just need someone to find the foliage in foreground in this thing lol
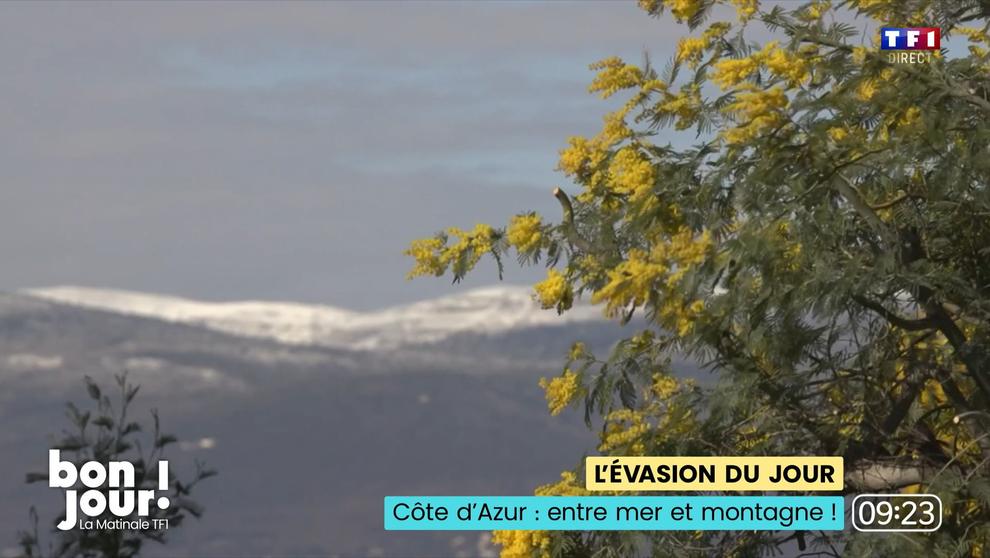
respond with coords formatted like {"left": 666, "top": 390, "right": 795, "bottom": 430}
{"left": 17, "top": 374, "right": 216, "bottom": 558}
{"left": 408, "top": 0, "right": 990, "bottom": 556}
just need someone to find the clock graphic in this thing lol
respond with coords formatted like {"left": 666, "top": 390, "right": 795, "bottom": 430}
{"left": 852, "top": 494, "right": 942, "bottom": 532}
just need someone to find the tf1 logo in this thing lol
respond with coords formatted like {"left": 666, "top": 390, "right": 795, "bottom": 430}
{"left": 881, "top": 27, "right": 941, "bottom": 50}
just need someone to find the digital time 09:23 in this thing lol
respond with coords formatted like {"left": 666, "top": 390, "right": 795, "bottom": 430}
{"left": 851, "top": 494, "right": 942, "bottom": 532}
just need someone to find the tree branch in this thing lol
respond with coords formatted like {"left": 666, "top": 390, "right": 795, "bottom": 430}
{"left": 869, "top": 192, "right": 923, "bottom": 211}
{"left": 553, "top": 187, "right": 593, "bottom": 252}
{"left": 833, "top": 174, "right": 896, "bottom": 244}
{"left": 851, "top": 294, "right": 937, "bottom": 331}
{"left": 845, "top": 461, "right": 936, "bottom": 490}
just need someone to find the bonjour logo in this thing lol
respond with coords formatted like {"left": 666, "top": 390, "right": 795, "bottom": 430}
{"left": 49, "top": 449, "right": 171, "bottom": 531}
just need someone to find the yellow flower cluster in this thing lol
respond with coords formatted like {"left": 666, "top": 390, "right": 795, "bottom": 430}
{"left": 768, "top": 220, "right": 802, "bottom": 271}
{"left": 404, "top": 224, "right": 495, "bottom": 278}
{"left": 539, "top": 369, "right": 584, "bottom": 416}
{"left": 557, "top": 105, "right": 643, "bottom": 190}
{"left": 855, "top": 68, "right": 893, "bottom": 102}
{"left": 600, "top": 408, "right": 651, "bottom": 455}
{"left": 711, "top": 41, "right": 809, "bottom": 90}
{"left": 666, "top": 227, "right": 712, "bottom": 277}
{"left": 836, "top": 406, "right": 865, "bottom": 439}
{"left": 957, "top": 25, "right": 990, "bottom": 45}
{"left": 588, "top": 56, "right": 644, "bottom": 99}
{"left": 533, "top": 268, "right": 573, "bottom": 310}
{"left": 536, "top": 470, "right": 591, "bottom": 496}
{"left": 629, "top": 330, "right": 656, "bottom": 352}
{"left": 918, "top": 377, "right": 948, "bottom": 408}
{"left": 676, "top": 37, "right": 707, "bottom": 66}
{"left": 593, "top": 248, "right": 666, "bottom": 315}
{"left": 958, "top": 25, "right": 990, "bottom": 56}
{"left": 558, "top": 135, "right": 604, "bottom": 179}
{"left": 783, "top": 242, "right": 802, "bottom": 270}
{"left": 592, "top": 228, "right": 712, "bottom": 320}
{"left": 849, "top": 0, "right": 899, "bottom": 21}
{"left": 659, "top": 298, "right": 706, "bottom": 337}
{"left": 895, "top": 330, "right": 980, "bottom": 465}
{"left": 491, "top": 471, "right": 590, "bottom": 558}
{"left": 897, "top": 106, "right": 922, "bottom": 129}
{"left": 601, "top": 110, "right": 634, "bottom": 143}
{"left": 827, "top": 126, "right": 849, "bottom": 142}
{"left": 559, "top": 109, "right": 666, "bottom": 209}
{"left": 735, "top": 422, "right": 771, "bottom": 451}
{"left": 652, "top": 372, "right": 680, "bottom": 399}
{"left": 404, "top": 237, "right": 446, "bottom": 278}
{"left": 763, "top": 43, "right": 810, "bottom": 86}
{"left": 851, "top": 46, "right": 869, "bottom": 64}
{"left": 802, "top": 0, "right": 830, "bottom": 20}
{"left": 561, "top": 58, "right": 678, "bottom": 206}
{"left": 826, "top": 123, "right": 870, "bottom": 151}
{"left": 637, "top": 0, "right": 661, "bottom": 15}
{"left": 721, "top": 86, "right": 789, "bottom": 144}
{"left": 658, "top": 84, "right": 703, "bottom": 130}
{"left": 506, "top": 213, "right": 543, "bottom": 253}
{"left": 586, "top": 367, "right": 700, "bottom": 463}
{"left": 676, "top": 22, "right": 732, "bottom": 69}
{"left": 729, "top": 0, "right": 758, "bottom": 21}
{"left": 598, "top": 395, "right": 701, "bottom": 457}
{"left": 491, "top": 530, "right": 551, "bottom": 558}
{"left": 856, "top": 78, "right": 878, "bottom": 101}
{"left": 724, "top": 86, "right": 788, "bottom": 117}
{"left": 568, "top": 341, "right": 587, "bottom": 361}
{"left": 711, "top": 56, "right": 761, "bottom": 89}
{"left": 663, "top": 0, "right": 702, "bottom": 22}
{"left": 608, "top": 147, "right": 656, "bottom": 203}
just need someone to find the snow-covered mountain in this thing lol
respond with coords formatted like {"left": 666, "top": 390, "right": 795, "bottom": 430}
{"left": 24, "top": 285, "right": 604, "bottom": 350}
{"left": 0, "top": 289, "right": 599, "bottom": 558}
{"left": 0, "top": 288, "right": 686, "bottom": 557}
{"left": 0, "top": 287, "right": 634, "bottom": 557}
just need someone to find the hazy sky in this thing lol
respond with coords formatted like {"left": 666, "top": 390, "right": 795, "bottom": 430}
{"left": 0, "top": 2, "right": 686, "bottom": 309}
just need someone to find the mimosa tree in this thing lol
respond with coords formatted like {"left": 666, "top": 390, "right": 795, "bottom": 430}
{"left": 407, "top": 0, "right": 990, "bottom": 555}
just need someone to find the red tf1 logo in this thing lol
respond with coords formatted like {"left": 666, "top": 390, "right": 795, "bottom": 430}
{"left": 880, "top": 27, "right": 941, "bottom": 50}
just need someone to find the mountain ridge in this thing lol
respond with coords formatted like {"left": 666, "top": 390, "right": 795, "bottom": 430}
{"left": 0, "top": 287, "right": 611, "bottom": 557}
{"left": 23, "top": 284, "right": 605, "bottom": 351}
